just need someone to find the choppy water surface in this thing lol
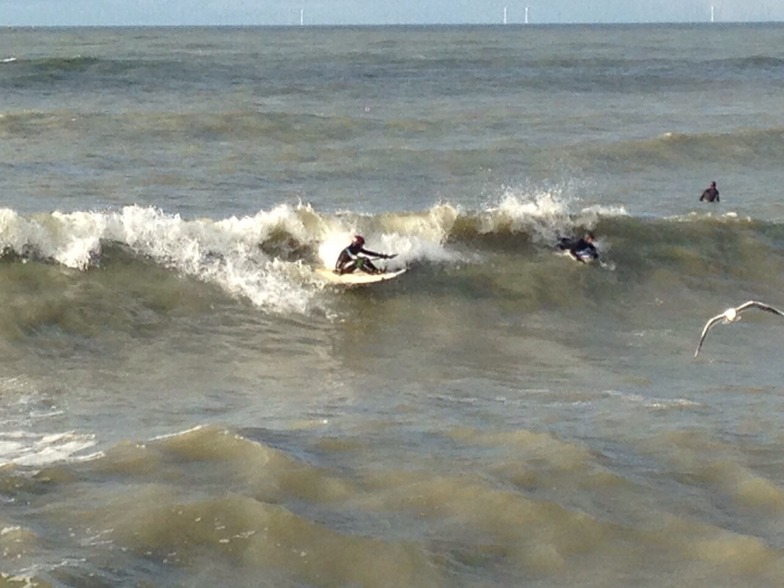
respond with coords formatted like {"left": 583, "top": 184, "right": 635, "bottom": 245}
{"left": 2, "top": 24, "right": 784, "bottom": 587}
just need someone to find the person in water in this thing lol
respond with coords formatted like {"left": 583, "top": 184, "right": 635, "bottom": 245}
{"left": 335, "top": 235, "right": 396, "bottom": 275}
{"left": 558, "top": 232, "right": 599, "bottom": 263}
{"left": 699, "top": 181, "right": 719, "bottom": 202}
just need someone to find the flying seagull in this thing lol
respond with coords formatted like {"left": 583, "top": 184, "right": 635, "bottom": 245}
{"left": 694, "top": 300, "right": 784, "bottom": 357}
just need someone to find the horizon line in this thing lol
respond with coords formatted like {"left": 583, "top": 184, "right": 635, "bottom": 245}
{"left": 3, "top": 20, "right": 783, "bottom": 28}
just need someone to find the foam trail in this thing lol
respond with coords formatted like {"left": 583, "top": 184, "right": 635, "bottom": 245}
{"left": 0, "top": 430, "right": 100, "bottom": 467}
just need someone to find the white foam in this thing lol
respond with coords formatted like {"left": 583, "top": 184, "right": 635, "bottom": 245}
{"left": 1, "top": 205, "right": 321, "bottom": 314}
{"left": 149, "top": 424, "right": 208, "bottom": 442}
{"left": 0, "top": 430, "right": 100, "bottom": 468}
{"left": 314, "top": 201, "right": 465, "bottom": 271}
{"left": 480, "top": 185, "right": 627, "bottom": 245}
{"left": 5, "top": 198, "right": 619, "bottom": 315}
{"left": 49, "top": 210, "right": 106, "bottom": 269}
{"left": 317, "top": 228, "right": 460, "bottom": 272}
{"left": 603, "top": 389, "right": 700, "bottom": 410}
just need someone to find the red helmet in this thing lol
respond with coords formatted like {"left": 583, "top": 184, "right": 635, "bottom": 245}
{"left": 352, "top": 235, "right": 365, "bottom": 246}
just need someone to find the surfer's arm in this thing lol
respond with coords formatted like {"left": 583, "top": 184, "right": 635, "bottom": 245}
{"left": 359, "top": 247, "right": 390, "bottom": 259}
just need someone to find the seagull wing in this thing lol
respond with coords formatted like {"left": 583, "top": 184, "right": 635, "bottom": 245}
{"left": 741, "top": 301, "right": 784, "bottom": 317}
{"left": 694, "top": 313, "right": 726, "bottom": 357}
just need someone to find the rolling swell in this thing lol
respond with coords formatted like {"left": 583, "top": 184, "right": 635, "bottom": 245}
{"left": 713, "top": 54, "right": 784, "bottom": 73}
{"left": 10, "top": 424, "right": 784, "bottom": 587}
{"left": 2, "top": 203, "right": 784, "bottom": 325}
{"left": 0, "top": 55, "right": 234, "bottom": 93}
{"left": 575, "top": 127, "right": 784, "bottom": 169}
{"left": 596, "top": 215, "right": 784, "bottom": 294}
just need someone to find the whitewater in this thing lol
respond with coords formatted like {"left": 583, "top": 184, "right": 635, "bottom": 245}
{"left": 2, "top": 23, "right": 784, "bottom": 588}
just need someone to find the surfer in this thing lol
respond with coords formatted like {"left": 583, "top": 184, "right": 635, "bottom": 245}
{"left": 335, "top": 235, "right": 396, "bottom": 275}
{"left": 699, "top": 181, "right": 719, "bottom": 203}
{"left": 557, "top": 232, "right": 599, "bottom": 263}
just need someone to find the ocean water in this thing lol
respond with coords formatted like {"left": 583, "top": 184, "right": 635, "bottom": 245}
{"left": 2, "top": 23, "right": 784, "bottom": 587}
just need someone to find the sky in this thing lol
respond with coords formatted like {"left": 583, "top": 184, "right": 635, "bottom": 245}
{"left": 2, "top": 0, "right": 784, "bottom": 27}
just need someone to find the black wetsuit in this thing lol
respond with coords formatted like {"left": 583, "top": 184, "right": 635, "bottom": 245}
{"left": 700, "top": 186, "right": 719, "bottom": 202}
{"left": 558, "top": 237, "right": 599, "bottom": 262}
{"left": 335, "top": 243, "right": 388, "bottom": 274}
